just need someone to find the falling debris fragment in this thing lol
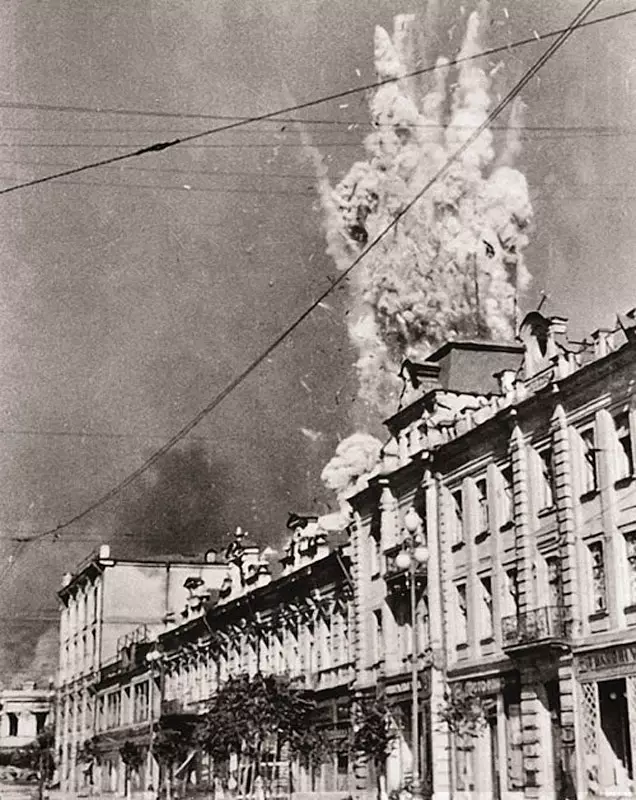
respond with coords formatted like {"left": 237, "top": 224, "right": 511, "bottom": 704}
{"left": 300, "top": 378, "right": 312, "bottom": 393}
{"left": 503, "top": 7, "right": 509, "bottom": 19}
{"left": 533, "top": 30, "right": 541, "bottom": 40}
{"left": 300, "top": 427, "right": 324, "bottom": 442}
{"left": 339, "top": 104, "right": 349, "bottom": 109}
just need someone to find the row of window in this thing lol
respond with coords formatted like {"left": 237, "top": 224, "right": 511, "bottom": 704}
{"left": 449, "top": 532, "right": 636, "bottom": 649}
{"left": 163, "top": 609, "right": 351, "bottom": 705}
{"left": 447, "top": 410, "right": 634, "bottom": 545}
{"left": 96, "top": 680, "right": 151, "bottom": 731}
{"left": 60, "top": 629, "right": 98, "bottom": 679}
{"left": 61, "top": 582, "right": 100, "bottom": 636}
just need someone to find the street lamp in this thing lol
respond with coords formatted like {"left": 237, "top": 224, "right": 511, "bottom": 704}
{"left": 394, "top": 507, "right": 428, "bottom": 800}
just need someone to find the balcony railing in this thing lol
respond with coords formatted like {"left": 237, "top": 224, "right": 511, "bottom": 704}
{"left": 384, "top": 547, "right": 427, "bottom": 597}
{"left": 501, "top": 605, "right": 570, "bottom": 653}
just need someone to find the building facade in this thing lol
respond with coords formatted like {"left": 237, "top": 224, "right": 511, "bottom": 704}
{"left": 0, "top": 682, "right": 53, "bottom": 751}
{"left": 55, "top": 306, "right": 636, "bottom": 800}
{"left": 353, "top": 308, "right": 636, "bottom": 799}
{"left": 56, "top": 544, "right": 227, "bottom": 796}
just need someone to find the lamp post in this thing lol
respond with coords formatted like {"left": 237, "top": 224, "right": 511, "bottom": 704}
{"left": 146, "top": 646, "right": 162, "bottom": 798}
{"left": 394, "top": 507, "right": 429, "bottom": 800}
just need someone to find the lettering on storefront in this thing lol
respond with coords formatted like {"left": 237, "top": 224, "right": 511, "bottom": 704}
{"left": 576, "top": 643, "right": 636, "bottom": 680}
{"left": 462, "top": 676, "right": 505, "bottom": 696}
{"left": 384, "top": 671, "right": 431, "bottom": 698}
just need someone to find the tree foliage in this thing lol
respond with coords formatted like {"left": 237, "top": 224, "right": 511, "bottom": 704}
{"left": 153, "top": 716, "right": 197, "bottom": 770}
{"left": 438, "top": 684, "right": 489, "bottom": 738}
{"left": 196, "top": 672, "right": 329, "bottom": 766}
{"left": 120, "top": 740, "right": 144, "bottom": 770}
{"left": 352, "top": 699, "right": 395, "bottom": 765}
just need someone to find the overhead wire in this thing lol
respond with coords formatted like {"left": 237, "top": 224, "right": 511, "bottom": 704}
{"left": 0, "top": 4, "right": 631, "bottom": 196}
{"left": 0, "top": 0, "right": 600, "bottom": 566}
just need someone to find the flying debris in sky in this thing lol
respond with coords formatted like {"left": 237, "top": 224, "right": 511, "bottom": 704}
{"left": 316, "top": 6, "right": 532, "bottom": 421}
{"left": 300, "top": 427, "right": 324, "bottom": 442}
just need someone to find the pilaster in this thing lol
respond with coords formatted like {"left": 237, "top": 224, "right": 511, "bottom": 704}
{"left": 510, "top": 422, "right": 532, "bottom": 614}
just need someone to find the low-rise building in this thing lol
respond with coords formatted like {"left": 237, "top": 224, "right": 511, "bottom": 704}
{"left": 56, "top": 544, "right": 227, "bottom": 796}
{"left": 85, "top": 521, "right": 353, "bottom": 798}
{"left": 0, "top": 681, "right": 53, "bottom": 751}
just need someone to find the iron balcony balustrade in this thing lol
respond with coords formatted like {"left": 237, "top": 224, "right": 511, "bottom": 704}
{"left": 501, "top": 605, "right": 571, "bottom": 656}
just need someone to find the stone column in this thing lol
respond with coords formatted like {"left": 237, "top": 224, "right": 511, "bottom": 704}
{"left": 510, "top": 419, "right": 533, "bottom": 614}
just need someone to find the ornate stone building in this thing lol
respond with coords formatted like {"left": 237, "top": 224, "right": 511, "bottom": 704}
{"left": 356, "top": 308, "right": 636, "bottom": 799}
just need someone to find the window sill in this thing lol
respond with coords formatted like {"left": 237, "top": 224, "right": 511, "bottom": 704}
{"left": 538, "top": 506, "right": 555, "bottom": 518}
{"left": 589, "top": 610, "right": 608, "bottom": 622}
{"left": 499, "top": 520, "right": 514, "bottom": 533}
{"left": 451, "top": 540, "right": 466, "bottom": 553}
{"left": 475, "top": 530, "right": 490, "bottom": 544}
{"left": 580, "top": 489, "right": 599, "bottom": 503}
{"left": 615, "top": 476, "right": 634, "bottom": 490}
{"left": 625, "top": 604, "right": 636, "bottom": 615}
{"left": 455, "top": 642, "right": 468, "bottom": 652}
{"left": 479, "top": 636, "right": 494, "bottom": 646}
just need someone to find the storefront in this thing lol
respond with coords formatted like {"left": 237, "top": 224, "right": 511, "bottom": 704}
{"left": 574, "top": 641, "right": 636, "bottom": 797}
{"left": 382, "top": 669, "right": 433, "bottom": 796}
{"left": 446, "top": 671, "right": 523, "bottom": 799}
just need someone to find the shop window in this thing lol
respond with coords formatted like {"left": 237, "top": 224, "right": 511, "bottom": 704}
{"left": 599, "top": 678, "right": 633, "bottom": 781}
{"left": 581, "top": 426, "right": 599, "bottom": 495}
{"left": 455, "top": 583, "right": 468, "bottom": 647}
{"left": 451, "top": 488, "right": 464, "bottom": 544}
{"left": 504, "top": 684, "right": 523, "bottom": 790}
{"left": 615, "top": 412, "right": 634, "bottom": 482}
{"left": 589, "top": 541, "right": 607, "bottom": 614}
{"left": 538, "top": 446, "right": 555, "bottom": 510}
{"left": 476, "top": 477, "right": 489, "bottom": 533}
{"left": 479, "top": 576, "right": 493, "bottom": 640}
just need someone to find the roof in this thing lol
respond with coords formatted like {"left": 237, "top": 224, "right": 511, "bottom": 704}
{"left": 425, "top": 340, "right": 523, "bottom": 395}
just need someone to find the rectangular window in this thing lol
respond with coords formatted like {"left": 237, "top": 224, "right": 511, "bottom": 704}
{"left": 546, "top": 556, "right": 562, "bottom": 608}
{"left": 373, "top": 610, "right": 384, "bottom": 663}
{"left": 589, "top": 541, "right": 607, "bottom": 613}
{"left": 580, "top": 426, "right": 599, "bottom": 494}
{"left": 451, "top": 488, "right": 464, "bottom": 543}
{"left": 538, "top": 447, "right": 554, "bottom": 509}
{"left": 501, "top": 465, "right": 514, "bottom": 525}
{"left": 456, "top": 583, "right": 468, "bottom": 646}
{"left": 479, "top": 576, "right": 493, "bottom": 640}
{"left": 626, "top": 533, "right": 636, "bottom": 605}
{"left": 615, "top": 412, "right": 634, "bottom": 481}
{"left": 503, "top": 569, "right": 519, "bottom": 618}
{"left": 369, "top": 534, "right": 381, "bottom": 576}
{"left": 476, "top": 478, "right": 489, "bottom": 533}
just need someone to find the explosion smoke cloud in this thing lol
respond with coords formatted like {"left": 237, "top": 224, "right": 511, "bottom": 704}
{"left": 320, "top": 6, "right": 533, "bottom": 421}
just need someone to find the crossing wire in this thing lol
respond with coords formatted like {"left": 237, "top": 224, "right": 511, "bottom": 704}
{"left": 0, "top": 0, "right": 600, "bottom": 574}
{"left": 0, "top": 4, "right": 631, "bottom": 196}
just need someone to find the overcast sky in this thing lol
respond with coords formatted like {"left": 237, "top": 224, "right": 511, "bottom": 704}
{"left": 0, "top": 0, "right": 635, "bottom": 675}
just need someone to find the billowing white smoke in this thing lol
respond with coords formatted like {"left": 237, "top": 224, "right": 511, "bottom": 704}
{"left": 321, "top": 433, "right": 383, "bottom": 499}
{"left": 319, "top": 7, "right": 532, "bottom": 421}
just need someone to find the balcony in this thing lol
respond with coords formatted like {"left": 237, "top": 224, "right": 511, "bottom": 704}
{"left": 501, "top": 606, "right": 570, "bottom": 656}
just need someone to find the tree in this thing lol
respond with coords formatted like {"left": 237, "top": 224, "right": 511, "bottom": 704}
{"left": 120, "top": 740, "right": 144, "bottom": 799}
{"left": 352, "top": 699, "right": 396, "bottom": 799}
{"left": 438, "top": 683, "right": 489, "bottom": 739}
{"left": 20, "top": 726, "right": 55, "bottom": 800}
{"left": 196, "top": 672, "right": 329, "bottom": 796}
{"left": 152, "top": 716, "right": 197, "bottom": 800}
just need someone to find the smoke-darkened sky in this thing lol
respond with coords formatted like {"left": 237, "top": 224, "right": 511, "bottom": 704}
{"left": 0, "top": 0, "right": 635, "bottom": 676}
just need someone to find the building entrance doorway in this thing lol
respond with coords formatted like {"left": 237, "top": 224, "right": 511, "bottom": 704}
{"left": 598, "top": 678, "right": 633, "bottom": 788}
